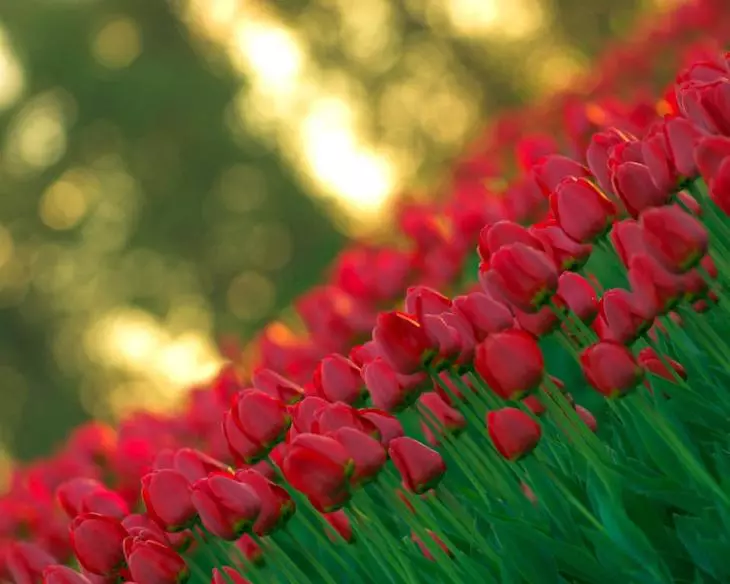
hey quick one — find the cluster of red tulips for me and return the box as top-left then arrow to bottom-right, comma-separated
4,1 -> 730,583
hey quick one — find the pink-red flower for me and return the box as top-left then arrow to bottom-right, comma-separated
388,437 -> 446,494
487,408 -> 542,460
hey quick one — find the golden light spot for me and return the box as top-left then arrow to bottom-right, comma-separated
585,103 -> 609,126
92,16 -> 142,69
227,271 -> 275,320
0,26 -> 24,111
154,333 -> 221,387
441,0 -> 544,40
656,99 -> 674,117
0,225 -> 14,269
534,47 -> 588,94
0,444 -> 13,495
39,179 -> 89,230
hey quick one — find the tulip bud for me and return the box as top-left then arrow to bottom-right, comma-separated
190,473 -> 262,540
324,510 -> 354,543
550,177 -> 617,243
252,368 -> 305,405
489,243 -> 558,313
628,254 -> 684,315
474,329 -> 544,400
5,542 -> 56,584
122,538 -> 189,584
358,408 -> 404,447
141,470 -> 197,533
43,566 -> 92,584
312,354 -> 367,405
452,291 -> 513,341
478,221 -> 542,262
557,272 -> 598,324
417,392 -> 466,439
575,405 -> 598,432
234,535 -> 264,567
594,288 -> 654,345
638,347 -> 687,382
56,479 -> 107,520
372,311 -> 432,374
487,407 -> 542,460
610,219 -> 647,267
580,341 -> 644,398
79,489 -> 129,520
530,225 -> 593,272
228,389 -> 291,464
531,154 -> 591,197
609,141 -> 672,216
404,286 -> 451,317
121,515 -> 170,546
329,427 -> 387,486
233,469 -> 295,536
639,205 -> 708,274
282,433 -> 354,512
362,358 -> 426,412
69,513 -> 129,576
212,567 -> 251,584
311,402 -> 380,439
388,437 -> 446,494
173,448 -> 231,483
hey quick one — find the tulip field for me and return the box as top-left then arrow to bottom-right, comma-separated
5,0 -> 730,583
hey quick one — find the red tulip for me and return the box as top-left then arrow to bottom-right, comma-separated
676,78 -> 730,135
233,469 -> 295,536
594,288 -> 654,345
211,568 -> 250,584
412,530 -> 452,562
609,141 -> 673,217
586,128 -> 635,195
530,224 -> 593,271
122,538 -> 188,584
229,389 -> 291,463
610,218 -> 647,267
640,205 -> 708,273
324,510 -> 354,543
388,437 -> 446,494
312,354 -> 366,405
43,566 -> 92,584
252,368 -> 304,405
173,448 -> 231,483
222,410 -> 261,467
417,392 -> 466,435
638,347 -> 687,382
550,177 -> 617,243
531,154 -> 591,197
362,358 -> 426,412
79,489 -> 129,520
121,515 -> 170,546
478,221 -> 542,262
489,243 -> 558,312
329,426 -> 387,486
190,473 -> 262,540
513,305 -> 559,337
557,272 -> 598,324
575,405 -> 598,432
452,291 -> 513,341
580,342 -> 644,398
311,402 -> 380,439
404,286 -> 451,317
56,478 -> 107,519
628,254 -> 685,315
234,535 -> 264,567
487,407 -> 542,461
372,311 -> 432,374
281,433 -> 354,512
474,329 -> 544,400
522,394 -> 545,416
141,470 -> 197,533
4,542 -> 56,584
69,513 -> 129,576
359,408 -> 404,447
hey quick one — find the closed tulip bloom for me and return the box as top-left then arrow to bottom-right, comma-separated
234,535 -> 264,567
452,291 -> 513,341
69,513 -> 129,576
141,470 -> 197,532
417,392 -> 466,435
233,469 -> 294,536
372,311 -> 432,374
610,218 -> 647,267
324,510 -> 354,543
56,478 -> 107,519
282,433 -> 354,512
628,254 -> 685,315
123,538 -> 189,584
173,448 -> 232,483
490,243 -> 558,312
404,286 -> 451,316
190,473 -> 262,540
252,368 -> 304,405
531,154 -> 591,197
478,221 -> 542,262
362,358 -> 426,412
514,305 -> 559,337
522,394 -> 545,416
222,410 -> 261,467
640,205 -> 708,273
676,78 -> 730,135
586,128 -> 635,195
474,329 -> 544,400
609,146 -> 672,217
311,402 -> 380,439
594,288 -> 655,345
359,408 -> 404,447
695,135 -> 730,184
4,542 -> 56,584
312,354 -> 366,405
229,389 -> 291,463
388,437 -> 446,494
638,347 -> 687,382
575,405 -> 598,433
121,515 -> 170,546
487,407 -> 542,461
580,342 -> 644,398
530,225 -> 593,272
329,426 -> 387,486
43,566 -> 92,584
550,177 -> 617,243
212,568 -> 250,584
557,272 -> 598,323
79,489 -> 129,520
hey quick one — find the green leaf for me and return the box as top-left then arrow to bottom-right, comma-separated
675,514 -> 730,581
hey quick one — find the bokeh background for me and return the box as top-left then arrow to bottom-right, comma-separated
0,0 -> 677,473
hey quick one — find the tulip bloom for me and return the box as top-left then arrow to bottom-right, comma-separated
695,135 -> 730,214
586,128 -> 635,195
550,177 -> 617,243
282,433 -> 354,512
311,402 -> 380,439
69,513 -> 129,576
412,530 -> 453,562
474,329 -> 544,400
234,469 -> 295,536
123,537 -> 189,584
312,354 -> 366,405
557,272 -> 598,324
141,470 -> 197,532
610,218 -> 647,267
487,408 -> 542,460
329,426 -> 387,486
594,288 -> 655,345
489,243 -> 558,312
172,448 -> 232,483
359,408 -> 405,447
638,347 -> 687,382
580,342 -> 644,398
452,291 -> 513,341
362,358 -> 427,412
640,205 -> 708,273
531,154 -> 591,197
43,566 -> 92,584
324,510 -> 354,543
4,542 -> 57,584
478,220 -> 542,262
190,473 -> 262,540
404,285 -> 452,317
212,567 -> 251,584
530,225 -> 593,272
575,405 -> 598,433
372,311 -> 433,374
228,389 -> 291,463
388,437 -> 446,494
252,368 -> 305,405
